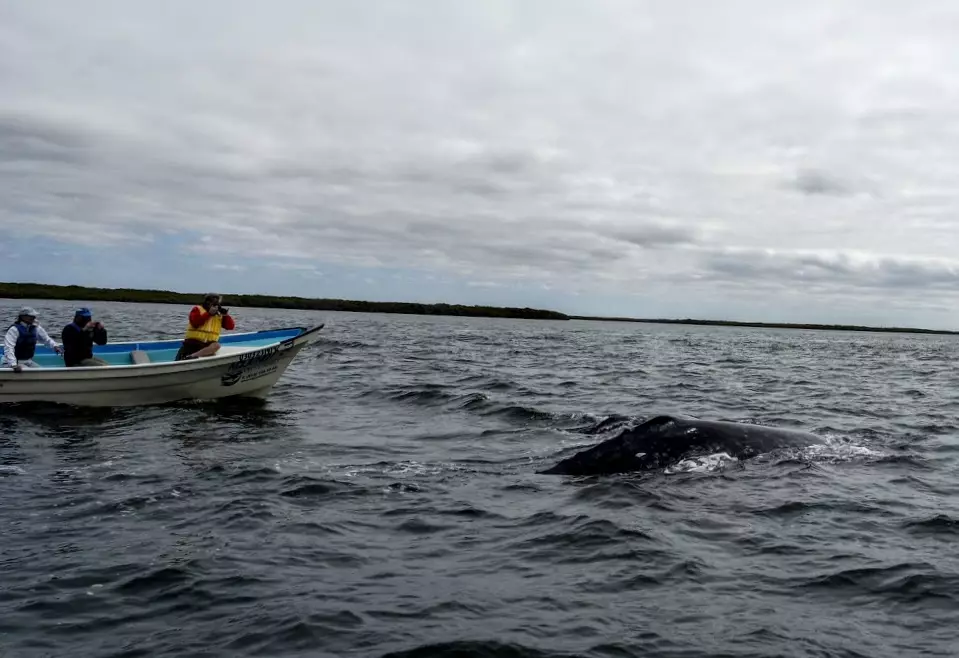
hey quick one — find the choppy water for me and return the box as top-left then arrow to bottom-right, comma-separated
2,300 -> 958,657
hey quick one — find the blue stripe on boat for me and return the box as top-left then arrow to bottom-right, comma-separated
1,327 -> 307,368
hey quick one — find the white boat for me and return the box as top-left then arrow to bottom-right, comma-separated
0,324 -> 325,407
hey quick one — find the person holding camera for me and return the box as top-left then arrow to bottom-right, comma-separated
174,293 -> 236,361
61,307 -> 109,367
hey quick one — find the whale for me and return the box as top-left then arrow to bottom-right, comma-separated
540,414 -> 825,475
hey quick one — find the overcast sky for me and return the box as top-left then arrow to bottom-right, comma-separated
3,0 -> 959,327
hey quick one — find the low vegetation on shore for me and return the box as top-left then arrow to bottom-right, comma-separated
567,315 -> 959,335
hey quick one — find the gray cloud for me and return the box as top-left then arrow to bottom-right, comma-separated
702,247 -> 959,292
0,113 -> 89,165
612,224 -> 699,249
792,169 -> 851,197
4,0 -> 959,324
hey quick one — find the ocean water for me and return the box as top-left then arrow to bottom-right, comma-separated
1,300 -> 958,657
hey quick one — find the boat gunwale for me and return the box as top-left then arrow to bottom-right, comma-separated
0,324 -> 324,376
21,325 -> 312,352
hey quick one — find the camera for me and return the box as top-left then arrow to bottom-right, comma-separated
218,307 -> 230,316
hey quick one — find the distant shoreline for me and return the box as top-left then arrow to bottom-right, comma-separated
1,281 -> 956,335
568,315 -> 959,335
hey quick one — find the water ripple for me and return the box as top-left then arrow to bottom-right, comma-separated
2,306 -> 959,657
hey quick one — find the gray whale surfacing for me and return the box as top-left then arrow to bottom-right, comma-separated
540,414 -> 824,476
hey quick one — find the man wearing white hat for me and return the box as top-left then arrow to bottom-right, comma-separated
2,307 -> 63,372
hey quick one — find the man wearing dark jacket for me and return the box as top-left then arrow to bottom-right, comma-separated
61,308 -> 109,367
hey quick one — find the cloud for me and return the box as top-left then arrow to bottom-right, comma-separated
4,0 -> 959,326
791,169 -> 851,197
611,224 -> 700,249
701,247 -> 959,293
0,112 -> 89,165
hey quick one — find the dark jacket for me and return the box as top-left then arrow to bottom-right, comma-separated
61,322 -> 108,367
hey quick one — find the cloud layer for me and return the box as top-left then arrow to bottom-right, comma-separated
3,0 -> 959,326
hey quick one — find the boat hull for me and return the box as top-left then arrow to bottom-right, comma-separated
0,325 -> 323,407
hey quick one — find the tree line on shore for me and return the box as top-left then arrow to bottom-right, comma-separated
0,282 -> 570,320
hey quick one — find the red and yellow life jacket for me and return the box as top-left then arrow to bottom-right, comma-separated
184,307 -> 223,343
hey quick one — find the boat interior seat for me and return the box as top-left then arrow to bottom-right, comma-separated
130,350 -> 151,365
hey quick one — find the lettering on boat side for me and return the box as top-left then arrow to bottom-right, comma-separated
221,345 -> 283,387
226,345 -> 280,373
221,363 -> 279,387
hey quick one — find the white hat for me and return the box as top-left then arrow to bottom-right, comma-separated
18,307 -> 38,317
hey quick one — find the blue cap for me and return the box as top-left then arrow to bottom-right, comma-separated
75,307 -> 92,317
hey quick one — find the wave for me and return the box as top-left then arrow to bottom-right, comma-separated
278,475 -> 366,500
365,600 -> 490,622
442,393 -> 565,425
796,562 -> 959,604
871,454 -> 934,470
100,471 -> 169,484
367,379 -> 630,432
198,465 -> 282,484
481,404 -> 559,423
388,388 -> 457,406
381,504 -> 503,520
201,498 -> 279,531
569,414 -> 633,435
501,512 -> 659,565
225,612 -> 365,656
903,514 -> 959,537
570,479 -> 663,507
53,489 -> 186,521
322,337 -> 380,350
755,500 -> 893,518
394,517 -> 455,535
115,565 -> 195,596
381,640 -> 557,658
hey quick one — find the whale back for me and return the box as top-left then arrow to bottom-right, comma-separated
539,415 -> 685,475
539,414 -> 824,476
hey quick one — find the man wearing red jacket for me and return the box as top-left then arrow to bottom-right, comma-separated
175,293 -> 236,361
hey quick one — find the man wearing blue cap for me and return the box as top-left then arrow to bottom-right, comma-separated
61,308 -> 109,367
2,307 -> 63,372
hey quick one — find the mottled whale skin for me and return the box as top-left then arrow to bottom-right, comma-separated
540,414 -> 824,475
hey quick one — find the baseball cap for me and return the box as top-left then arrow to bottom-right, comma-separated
75,307 -> 92,318
18,307 -> 38,318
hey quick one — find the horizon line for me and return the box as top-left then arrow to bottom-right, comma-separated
0,280 -> 956,336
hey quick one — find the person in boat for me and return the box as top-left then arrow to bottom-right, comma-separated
61,308 -> 109,367
1,307 -> 63,372
175,293 -> 235,361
